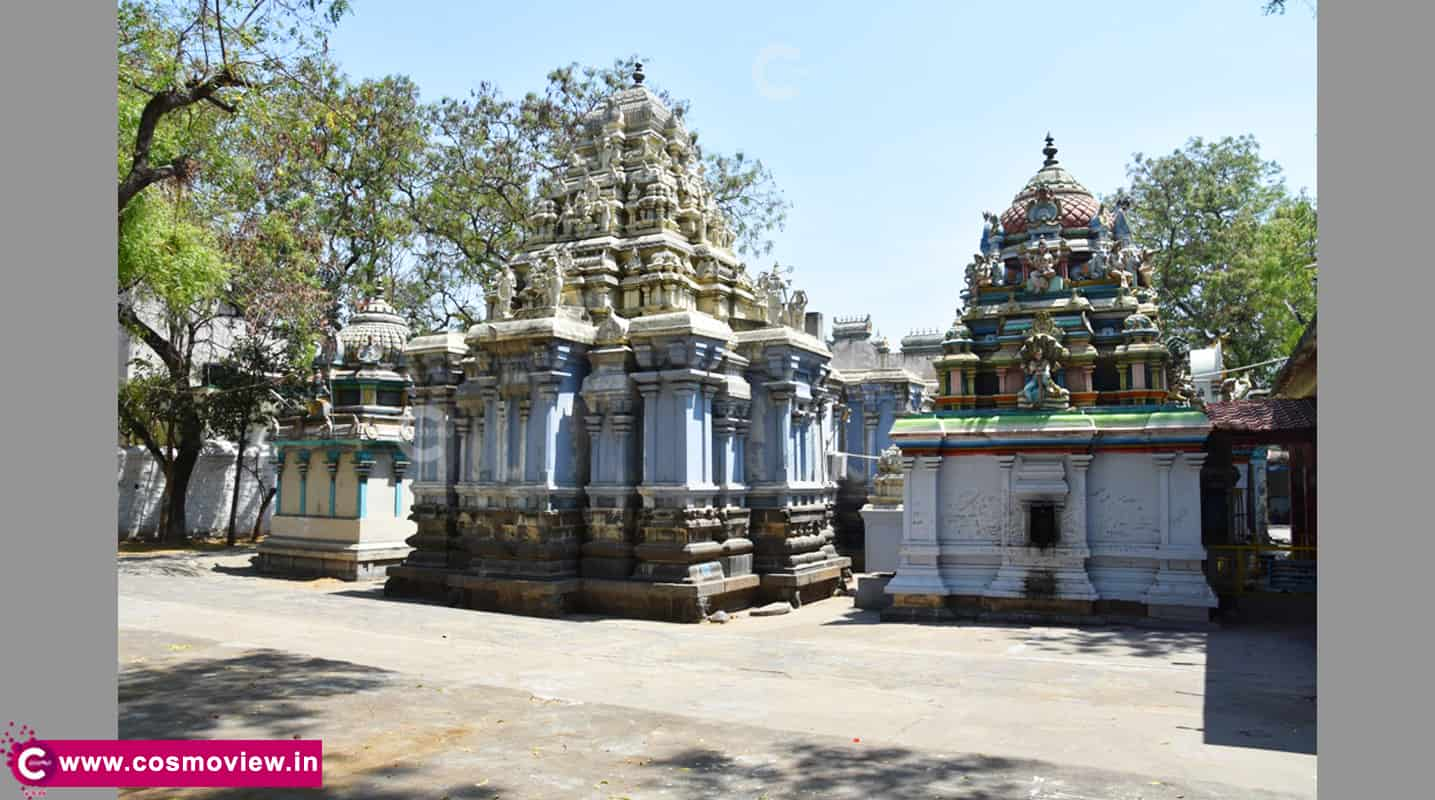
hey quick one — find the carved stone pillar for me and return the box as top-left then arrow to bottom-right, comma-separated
884,455 -> 947,601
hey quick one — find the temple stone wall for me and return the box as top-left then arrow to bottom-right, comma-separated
117,442 -> 274,539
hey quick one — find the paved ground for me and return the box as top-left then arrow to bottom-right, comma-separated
118,548 -> 1316,799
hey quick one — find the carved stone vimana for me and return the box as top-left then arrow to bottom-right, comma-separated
385,66 -> 851,621
883,137 -> 1219,623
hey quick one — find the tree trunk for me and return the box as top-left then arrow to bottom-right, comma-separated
226,433 -> 247,547
163,444 -> 200,544
153,468 -> 172,543
162,412 -> 205,545
252,487 -> 275,542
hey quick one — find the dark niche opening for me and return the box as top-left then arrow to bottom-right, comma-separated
974,371 -> 1000,397
1093,360 -> 1120,393
1029,503 -> 1059,549
334,386 -> 361,408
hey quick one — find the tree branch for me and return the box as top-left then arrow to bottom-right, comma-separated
118,69 -> 250,213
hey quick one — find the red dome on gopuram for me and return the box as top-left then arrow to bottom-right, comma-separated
999,135 -> 1103,236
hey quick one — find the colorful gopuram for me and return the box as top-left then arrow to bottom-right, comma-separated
883,137 -> 1218,622
385,66 -> 850,622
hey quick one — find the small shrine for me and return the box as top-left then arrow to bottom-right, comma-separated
256,298 -> 417,580
882,137 -> 1218,622
385,66 -> 850,621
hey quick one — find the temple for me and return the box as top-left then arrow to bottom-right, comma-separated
256,298 -> 417,580
385,66 -> 851,621
881,137 -> 1219,622
827,316 -> 932,569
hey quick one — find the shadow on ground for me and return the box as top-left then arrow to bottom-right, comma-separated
1203,623 -> 1317,755
117,553 -> 214,578
121,649 -> 394,741
823,608 -> 1317,757
645,745 -> 1029,799
120,763 -> 513,800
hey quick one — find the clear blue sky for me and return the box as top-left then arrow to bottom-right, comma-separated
327,0 -> 1317,339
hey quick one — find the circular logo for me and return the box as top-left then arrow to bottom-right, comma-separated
11,742 -> 56,786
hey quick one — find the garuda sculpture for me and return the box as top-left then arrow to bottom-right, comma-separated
1017,312 -> 1072,410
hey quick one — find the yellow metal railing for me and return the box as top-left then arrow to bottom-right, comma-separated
1207,544 -> 1317,596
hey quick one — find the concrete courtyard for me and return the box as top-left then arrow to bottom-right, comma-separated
118,548 -> 1316,799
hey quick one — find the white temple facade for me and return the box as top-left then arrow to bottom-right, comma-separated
882,138 -> 1219,622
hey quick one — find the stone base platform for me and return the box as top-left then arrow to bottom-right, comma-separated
581,575 -> 761,623
444,573 -> 765,623
882,592 -> 1213,628
388,562 -> 857,623
254,541 -> 410,582
383,565 -> 461,601
757,557 -> 852,607
449,575 -> 583,618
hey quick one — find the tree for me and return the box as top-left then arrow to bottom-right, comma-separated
118,0 -> 350,217
1117,135 -> 1317,382
1262,1 -> 1316,17
119,0 -> 340,542
205,331 -> 313,546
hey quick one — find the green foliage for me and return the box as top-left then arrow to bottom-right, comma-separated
1118,135 -> 1317,381
119,191 -> 232,308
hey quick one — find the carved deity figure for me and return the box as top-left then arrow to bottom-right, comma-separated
980,210 -> 1004,255
494,266 -> 515,319
1016,313 -> 1072,410
964,253 -> 994,298
755,264 -> 792,326
877,443 -> 903,474
356,335 -> 382,366
529,197 -> 558,239
1108,242 -> 1136,291
785,289 -> 808,329
598,133 -> 621,171
1086,241 -> 1110,279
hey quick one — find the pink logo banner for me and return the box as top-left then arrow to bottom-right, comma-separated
6,738 -> 323,790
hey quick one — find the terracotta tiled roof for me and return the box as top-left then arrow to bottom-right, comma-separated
1205,399 -> 1316,434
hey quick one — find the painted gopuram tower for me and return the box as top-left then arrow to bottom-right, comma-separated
385,66 -> 850,621
883,137 -> 1218,622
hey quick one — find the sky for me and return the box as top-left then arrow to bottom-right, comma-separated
326,0 -> 1317,340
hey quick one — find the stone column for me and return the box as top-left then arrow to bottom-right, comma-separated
639,384 -> 659,485
884,454 -> 947,599
1251,448 -> 1269,542
354,452 -> 375,519
517,398 -> 531,486
1153,453 -> 1177,548
494,397 -> 508,484
1144,451 -> 1216,618
586,410 -> 607,484
997,455 -> 1016,562
392,457 -> 408,518
472,405 -> 485,485
772,390 -> 792,481
324,451 -> 340,518
1067,454 -> 1092,549
701,384 -> 717,486
536,387 -> 558,486
454,417 -> 471,485
862,392 -> 879,485
296,451 -> 310,517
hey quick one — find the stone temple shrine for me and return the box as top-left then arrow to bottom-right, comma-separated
257,298 -> 417,580
882,137 -> 1219,622
385,66 -> 851,621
